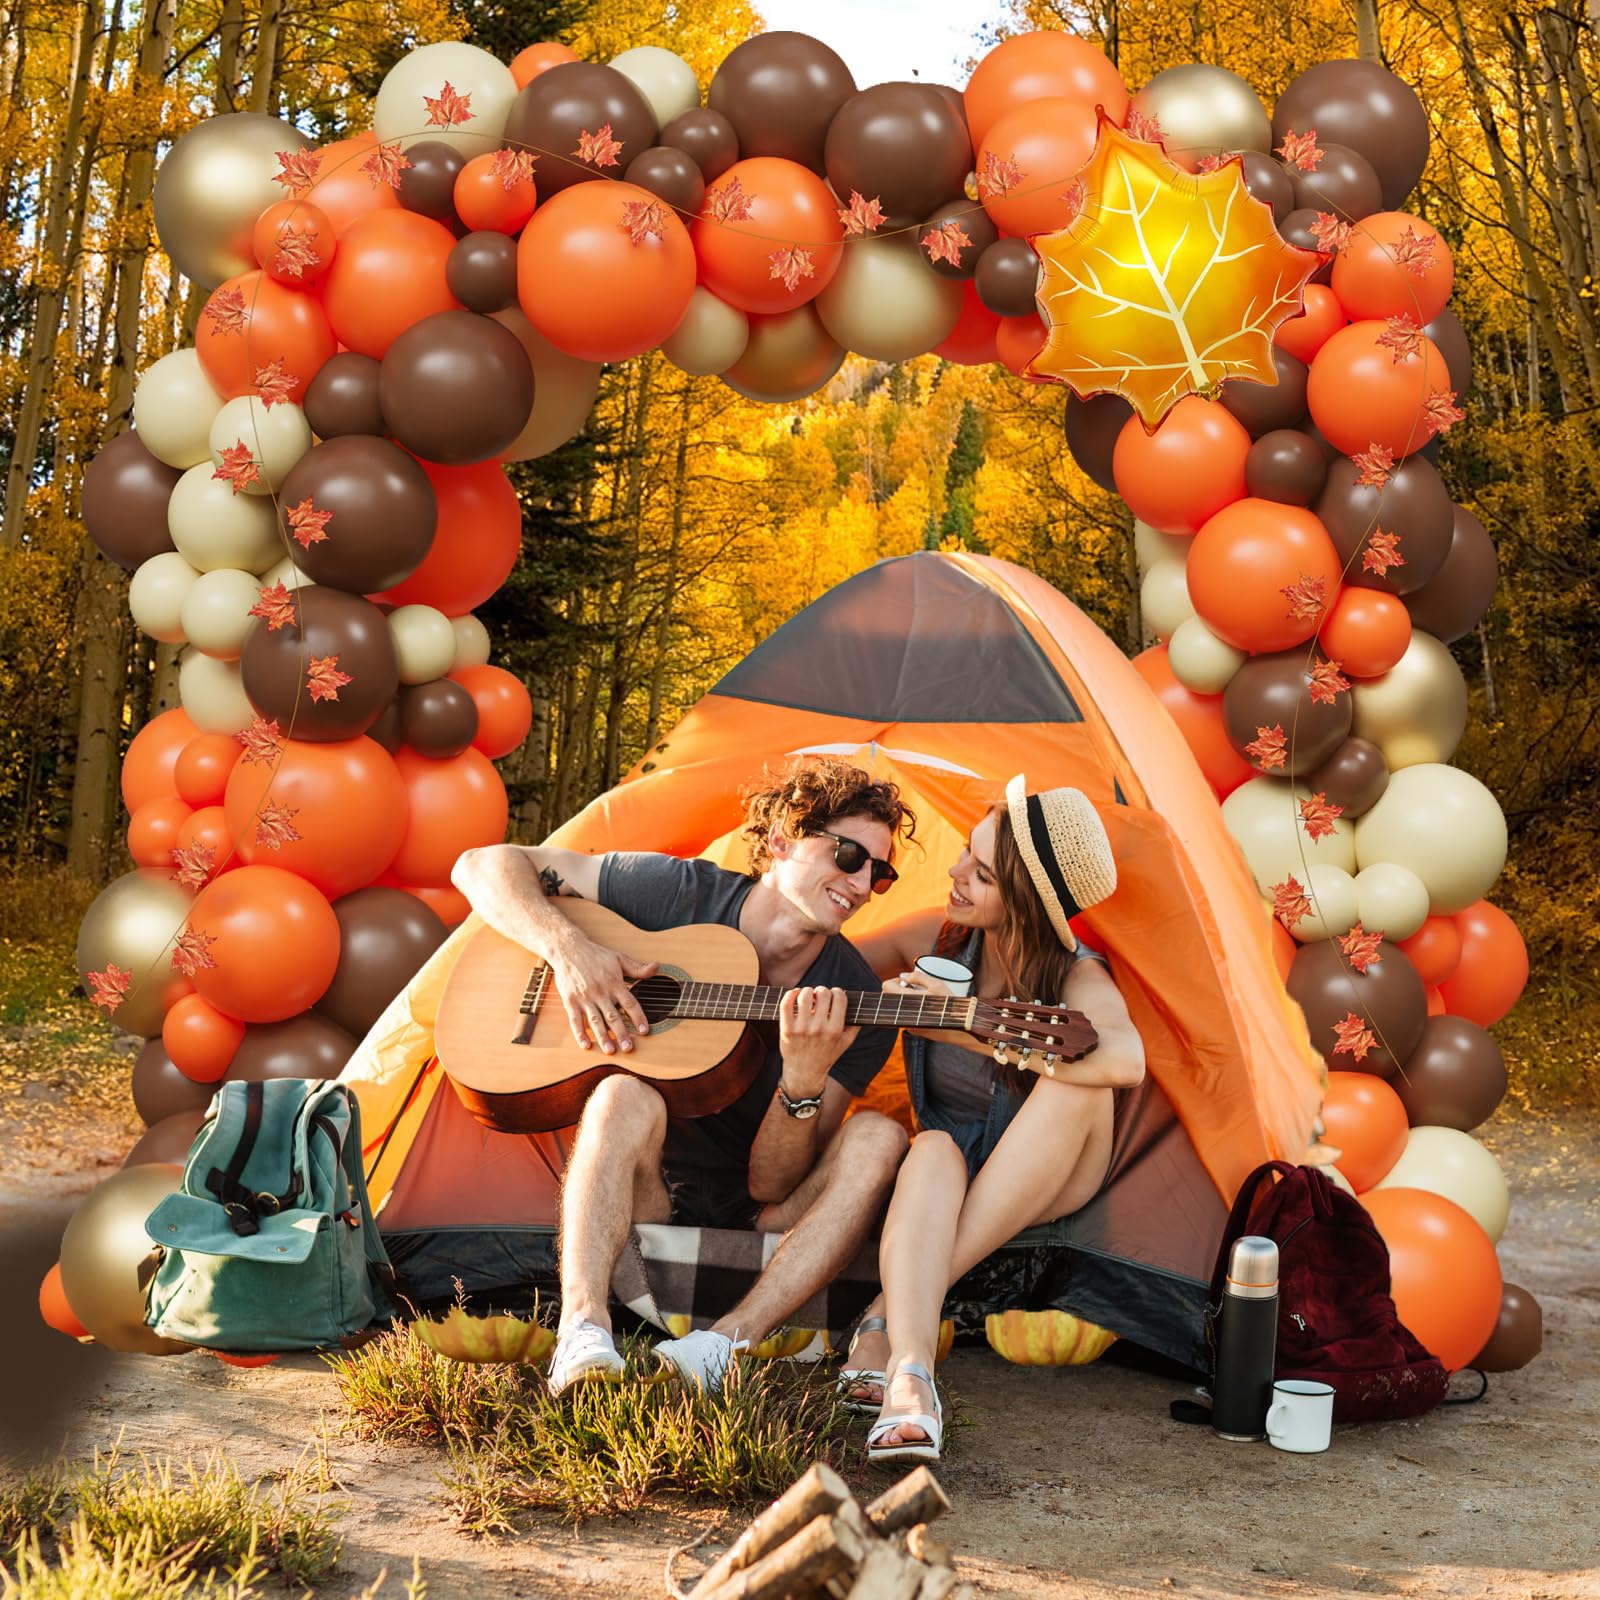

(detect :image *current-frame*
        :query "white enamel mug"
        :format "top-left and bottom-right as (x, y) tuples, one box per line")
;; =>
(914, 955), (974, 996)
(1266, 1379), (1335, 1453)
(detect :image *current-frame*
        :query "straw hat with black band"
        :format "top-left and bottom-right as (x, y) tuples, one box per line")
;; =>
(1003, 774), (1118, 953)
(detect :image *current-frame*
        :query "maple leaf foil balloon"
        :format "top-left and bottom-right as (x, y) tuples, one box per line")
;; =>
(1031, 116), (1322, 429)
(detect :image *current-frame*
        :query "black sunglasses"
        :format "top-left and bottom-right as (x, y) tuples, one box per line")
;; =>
(809, 830), (899, 894)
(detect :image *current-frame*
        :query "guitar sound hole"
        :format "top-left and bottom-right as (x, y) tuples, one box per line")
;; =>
(629, 971), (686, 1028)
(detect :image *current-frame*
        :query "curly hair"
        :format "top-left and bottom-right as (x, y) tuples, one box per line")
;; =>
(739, 757), (917, 877)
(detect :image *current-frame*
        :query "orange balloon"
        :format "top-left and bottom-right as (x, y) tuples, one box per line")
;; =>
(122, 708), (200, 814)
(215, 1350), (281, 1367)
(964, 32), (1129, 151)
(175, 733), (243, 809)
(1113, 396), (1250, 535)
(1397, 915), (1462, 987)
(1322, 1071), (1409, 1192)
(1306, 321), (1451, 458)
(223, 736), (406, 898)
(1424, 984), (1446, 1016)
(188, 865), (341, 1023)
(390, 747), (509, 886)
(1360, 1187), (1501, 1371)
(129, 796), (193, 869)
(377, 461), (521, 617)
(163, 991), (246, 1082)
(399, 881), (472, 926)
(195, 271), (336, 403)
(455, 152), (538, 234)
(693, 159), (844, 316)
(977, 98), (1099, 238)
(996, 313), (1047, 378)
(40, 1261), (89, 1339)
(1269, 917), (1297, 982)
(1438, 900), (1527, 1027)
(510, 40), (579, 90)
(1186, 499), (1342, 652)
(252, 198), (335, 285)
(1332, 212), (1454, 326)
(1131, 645), (1253, 796)
(1318, 585), (1412, 678)
(175, 805), (242, 879)
(321, 208), (459, 359)
(1274, 283), (1346, 365)
(303, 132), (399, 237)
(934, 281), (1001, 366)
(452, 664), (533, 759)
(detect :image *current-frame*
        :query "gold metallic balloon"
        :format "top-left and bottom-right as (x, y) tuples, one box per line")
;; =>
(814, 235), (963, 363)
(1354, 763), (1507, 915)
(1220, 776), (1356, 895)
(489, 309), (603, 462)
(1350, 631), (1468, 769)
(152, 113), (312, 290)
(721, 306), (845, 403)
(662, 286), (750, 376)
(1128, 65), (1272, 172)
(76, 870), (195, 1038)
(59, 1164), (193, 1355)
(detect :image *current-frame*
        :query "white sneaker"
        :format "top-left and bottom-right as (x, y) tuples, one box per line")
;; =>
(548, 1318), (625, 1395)
(653, 1328), (748, 1394)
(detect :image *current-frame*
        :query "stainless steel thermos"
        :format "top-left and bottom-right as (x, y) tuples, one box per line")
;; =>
(1211, 1235), (1280, 1440)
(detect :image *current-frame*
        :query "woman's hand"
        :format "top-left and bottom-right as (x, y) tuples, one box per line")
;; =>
(880, 970), (948, 997)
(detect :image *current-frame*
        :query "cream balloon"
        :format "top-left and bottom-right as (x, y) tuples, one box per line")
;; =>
(1375, 1126), (1510, 1243)
(1140, 558), (1194, 643)
(1290, 863), (1359, 942)
(488, 308), (603, 461)
(168, 464), (281, 573)
(258, 552), (315, 590)
(75, 869), (195, 1038)
(814, 234), (964, 362)
(390, 604), (457, 684)
(179, 649), (255, 734)
(1350, 631), (1469, 769)
(130, 551), (201, 644)
(662, 286), (750, 377)
(133, 349), (225, 470)
(180, 567), (263, 660)
(1353, 861), (1431, 941)
(1128, 64), (1272, 172)
(1220, 776), (1356, 895)
(1354, 764), (1507, 915)
(1134, 519), (1191, 574)
(1168, 614), (1245, 693)
(207, 396), (312, 496)
(451, 613), (491, 671)
(609, 46), (700, 129)
(373, 41), (519, 156)
(722, 305), (845, 403)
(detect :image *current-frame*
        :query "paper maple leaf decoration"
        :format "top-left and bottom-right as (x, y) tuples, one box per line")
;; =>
(838, 191), (886, 236)
(204, 287), (248, 337)
(1351, 442), (1395, 489)
(86, 963), (131, 1015)
(307, 655), (351, 702)
(1362, 527), (1405, 577)
(271, 225), (321, 280)
(1310, 212), (1352, 254)
(363, 142), (411, 190)
(1392, 225), (1437, 274)
(254, 358), (297, 408)
(170, 840), (217, 890)
(1338, 922), (1385, 974)
(976, 150), (1024, 200)
(273, 148), (323, 197)
(1032, 117), (1321, 427)
(491, 148), (537, 190)
(1276, 128), (1324, 171)
(237, 716), (283, 766)
(575, 123), (623, 168)
(1423, 389), (1465, 436)
(1245, 723), (1288, 772)
(921, 219), (973, 268)
(1281, 573), (1328, 624)
(768, 246), (815, 294)
(1123, 108), (1164, 144)
(213, 441), (261, 493)
(1308, 658), (1351, 704)
(424, 80), (473, 127)
(286, 497), (332, 549)
(171, 928), (218, 977)
(1270, 875), (1313, 929)
(705, 176), (754, 224)
(1377, 314), (1423, 362)
(620, 198), (670, 245)
(1195, 153), (1229, 175)
(1299, 790), (1344, 841)
(1330, 1011), (1378, 1061)
(254, 799), (302, 850)
(1058, 178), (1087, 223)
(249, 582), (298, 631)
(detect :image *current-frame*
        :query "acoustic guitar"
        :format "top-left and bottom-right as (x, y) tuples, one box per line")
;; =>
(435, 902), (1100, 1134)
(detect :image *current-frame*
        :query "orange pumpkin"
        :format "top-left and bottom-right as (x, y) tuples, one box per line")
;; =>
(414, 1306), (557, 1366)
(985, 1309), (1117, 1366)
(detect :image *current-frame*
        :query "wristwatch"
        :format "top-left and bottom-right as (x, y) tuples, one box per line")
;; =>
(777, 1081), (824, 1120)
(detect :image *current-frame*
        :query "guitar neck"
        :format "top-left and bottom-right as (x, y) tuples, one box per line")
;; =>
(668, 983), (974, 1033)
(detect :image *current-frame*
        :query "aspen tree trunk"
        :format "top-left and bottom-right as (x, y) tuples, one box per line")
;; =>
(1355, 0), (1381, 62)
(1536, 5), (1600, 274)
(249, 0), (282, 114)
(218, 0), (243, 109)
(601, 356), (654, 788)
(643, 383), (692, 750)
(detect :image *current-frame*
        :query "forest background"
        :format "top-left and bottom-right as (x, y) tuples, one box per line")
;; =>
(0, 0), (1595, 1108)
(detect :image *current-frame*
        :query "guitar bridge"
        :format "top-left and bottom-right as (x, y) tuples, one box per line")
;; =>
(513, 965), (551, 1047)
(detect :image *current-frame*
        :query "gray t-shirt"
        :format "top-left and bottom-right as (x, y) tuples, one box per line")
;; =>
(596, 851), (894, 1176)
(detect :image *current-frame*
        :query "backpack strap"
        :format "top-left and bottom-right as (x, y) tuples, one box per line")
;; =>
(205, 1081), (269, 1237)
(338, 1090), (401, 1307)
(1207, 1159), (1298, 1311)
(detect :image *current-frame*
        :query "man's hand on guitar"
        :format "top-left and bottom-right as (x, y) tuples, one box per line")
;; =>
(549, 933), (660, 1055)
(777, 985), (858, 1096)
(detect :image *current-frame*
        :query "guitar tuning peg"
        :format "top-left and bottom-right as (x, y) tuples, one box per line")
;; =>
(1025, 1010), (1036, 1022)
(1019, 1046), (1033, 1068)
(1042, 1050), (1058, 1079)
(992, 1042), (1010, 1066)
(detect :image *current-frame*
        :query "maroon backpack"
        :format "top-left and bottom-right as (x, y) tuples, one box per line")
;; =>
(1208, 1160), (1449, 1423)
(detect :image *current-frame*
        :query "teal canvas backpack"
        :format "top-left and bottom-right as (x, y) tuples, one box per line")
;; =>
(143, 1078), (399, 1353)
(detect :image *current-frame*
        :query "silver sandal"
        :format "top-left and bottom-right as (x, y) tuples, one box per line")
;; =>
(835, 1315), (887, 1414)
(866, 1358), (943, 1464)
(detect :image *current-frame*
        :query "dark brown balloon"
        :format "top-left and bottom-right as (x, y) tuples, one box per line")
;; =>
(123, 1109), (207, 1168)
(366, 696), (403, 754)
(131, 1037), (217, 1126)
(1065, 392), (1133, 494)
(398, 140), (466, 222)
(1471, 1283), (1542, 1373)
(1422, 308), (1472, 397)
(1301, 417), (1344, 463)
(919, 200), (995, 279)
(1272, 60), (1431, 211)
(447, 231), (519, 314)
(1392, 1015), (1507, 1131)
(660, 107), (739, 183)
(241, 585), (399, 742)
(398, 676), (479, 758)
(230, 1014), (358, 1081)
(1239, 151), (1295, 224)
(82, 431), (181, 570)
(1287, 937), (1426, 1077)
(926, 83), (969, 135)
(1246, 428), (1328, 507)
(1402, 505), (1498, 644)
(1222, 649), (1352, 774)
(824, 82), (972, 223)
(379, 310), (534, 466)
(1302, 736), (1389, 819)
(302, 353), (387, 441)
(1290, 142), (1383, 221)
(706, 31), (856, 175)
(1220, 347), (1308, 436)
(503, 63), (658, 197)
(276, 435), (437, 593)
(623, 145), (705, 217)
(1315, 453), (1453, 597)
(974, 238), (1040, 318)
(319, 886), (448, 1038)
(1278, 207), (1333, 283)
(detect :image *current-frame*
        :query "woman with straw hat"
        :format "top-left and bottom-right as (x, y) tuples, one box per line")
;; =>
(845, 776), (1147, 1464)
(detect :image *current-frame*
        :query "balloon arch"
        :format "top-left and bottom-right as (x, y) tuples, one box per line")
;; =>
(53, 29), (1537, 1375)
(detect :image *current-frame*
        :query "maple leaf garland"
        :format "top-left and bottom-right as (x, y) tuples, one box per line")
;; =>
(249, 582), (298, 631)
(423, 80), (473, 127)
(213, 441), (261, 493)
(1308, 658), (1351, 704)
(705, 176), (755, 223)
(620, 198), (670, 246)
(575, 123), (623, 168)
(1331, 1011), (1379, 1061)
(1362, 528), (1406, 577)
(204, 287), (248, 337)
(1299, 790), (1345, 841)
(1276, 128), (1324, 171)
(1338, 921), (1385, 974)
(255, 799), (303, 850)
(768, 246), (815, 294)
(170, 841), (218, 890)
(1280, 572), (1328, 624)
(838, 191), (886, 236)
(273, 148), (323, 197)
(1392, 225), (1438, 275)
(1270, 875), (1313, 930)
(307, 655), (351, 702)
(253, 358), (297, 408)
(921, 219), (973, 268)
(1351, 442), (1395, 490)
(1423, 389), (1466, 436)
(1124, 108), (1163, 144)
(286, 497), (333, 549)
(1058, 177), (1087, 222)
(1195, 153), (1229, 174)
(491, 148), (537, 190)
(171, 928), (218, 977)
(1245, 723), (1289, 772)
(271, 225), (322, 279)
(977, 151), (1025, 200)
(1376, 314), (1424, 362)
(363, 142), (412, 190)
(86, 963), (131, 1015)
(1310, 212), (1353, 254)
(237, 717), (283, 766)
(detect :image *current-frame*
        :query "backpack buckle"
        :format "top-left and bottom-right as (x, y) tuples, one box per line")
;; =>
(255, 1192), (282, 1216)
(222, 1200), (261, 1238)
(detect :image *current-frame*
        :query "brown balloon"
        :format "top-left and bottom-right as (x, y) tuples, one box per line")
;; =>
(1422, 308), (1473, 398)
(1402, 504), (1498, 644)
(1290, 142), (1383, 220)
(623, 145), (706, 217)
(1471, 1283), (1542, 1373)
(1065, 392), (1133, 494)
(123, 1109), (207, 1168)
(824, 82), (972, 223)
(366, 695), (403, 753)
(1302, 736), (1389, 819)
(132, 1036), (218, 1127)
(1277, 208), (1333, 283)
(319, 886), (448, 1038)
(1301, 418), (1343, 463)
(706, 31), (856, 175)
(919, 200), (995, 280)
(1222, 649), (1352, 774)
(398, 140), (466, 222)
(926, 83), (969, 134)
(974, 239), (1040, 318)
(1287, 937), (1426, 1077)
(230, 1014), (359, 1081)
(447, 231), (519, 314)
(1245, 428), (1328, 507)
(240, 585), (399, 741)
(82, 431), (181, 570)
(660, 107), (740, 183)
(503, 62), (658, 197)
(399, 676), (479, 758)
(379, 310), (534, 466)
(1392, 1015), (1507, 1131)
(302, 353), (387, 440)
(276, 435), (437, 593)
(1220, 347), (1309, 436)
(1315, 453), (1453, 597)
(1239, 151), (1295, 223)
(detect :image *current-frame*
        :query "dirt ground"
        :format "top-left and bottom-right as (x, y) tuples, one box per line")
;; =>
(2, 1089), (1597, 1600)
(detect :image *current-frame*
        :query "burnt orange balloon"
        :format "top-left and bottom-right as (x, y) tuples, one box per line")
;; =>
(129, 796), (193, 868)
(510, 40), (579, 90)
(303, 132), (399, 237)
(1438, 900), (1527, 1027)
(176, 806), (242, 878)
(934, 281), (1001, 366)
(1113, 396), (1249, 535)
(978, 98), (1099, 238)
(378, 461), (521, 617)
(1306, 321), (1451, 458)
(1322, 1071), (1408, 1192)
(195, 271), (336, 402)
(121, 708), (200, 815)
(1186, 499), (1342, 652)
(1360, 1187), (1501, 1371)
(1318, 585), (1412, 678)
(214, 1350), (281, 1367)
(1397, 915), (1462, 987)
(1274, 283), (1346, 365)
(452, 664), (533, 759)
(175, 733), (242, 809)
(187, 865), (341, 1023)
(40, 1262), (89, 1339)
(455, 152), (537, 234)
(964, 32), (1129, 150)
(399, 881), (472, 926)
(390, 747), (509, 887)
(162, 992), (246, 1083)
(321, 208), (459, 359)
(693, 159), (844, 316)
(223, 736), (406, 898)
(1132, 645), (1253, 796)
(996, 313), (1047, 378)
(1332, 212), (1454, 326)
(252, 198), (335, 285)
(1424, 984), (1445, 1016)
